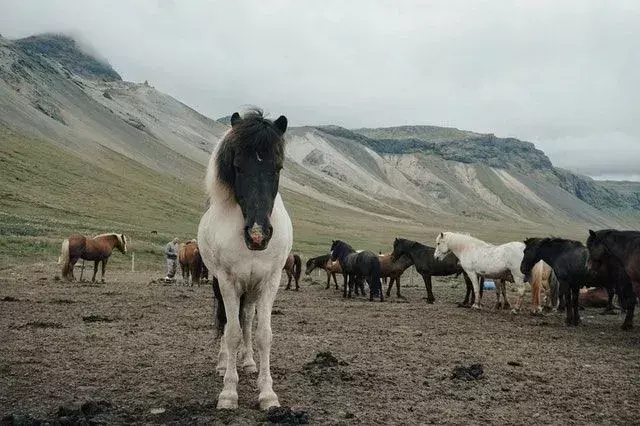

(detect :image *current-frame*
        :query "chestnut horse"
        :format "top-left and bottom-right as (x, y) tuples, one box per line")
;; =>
(378, 253), (414, 299)
(282, 253), (302, 290)
(178, 240), (208, 285)
(59, 233), (127, 282)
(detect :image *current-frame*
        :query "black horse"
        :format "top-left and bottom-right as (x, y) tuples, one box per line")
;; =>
(390, 238), (476, 305)
(330, 240), (383, 301)
(520, 237), (601, 326)
(587, 229), (640, 330)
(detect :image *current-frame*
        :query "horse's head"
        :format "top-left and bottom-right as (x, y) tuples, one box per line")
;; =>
(305, 257), (317, 275)
(433, 232), (449, 260)
(117, 234), (128, 254)
(330, 240), (351, 262)
(217, 110), (287, 250)
(520, 237), (543, 276)
(586, 229), (608, 271)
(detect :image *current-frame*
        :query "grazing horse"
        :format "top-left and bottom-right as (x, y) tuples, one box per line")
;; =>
(434, 232), (526, 310)
(305, 254), (342, 289)
(391, 238), (477, 305)
(59, 233), (127, 282)
(197, 109), (292, 410)
(520, 237), (596, 326)
(178, 240), (208, 285)
(587, 229), (640, 330)
(330, 240), (383, 301)
(282, 253), (302, 291)
(378, 253), (414, 299)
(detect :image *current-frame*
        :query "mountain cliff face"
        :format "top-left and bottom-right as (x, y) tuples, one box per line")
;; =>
(0, 33), (638, 252)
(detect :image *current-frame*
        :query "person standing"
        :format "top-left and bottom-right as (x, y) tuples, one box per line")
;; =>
(164, 237), (180, 282)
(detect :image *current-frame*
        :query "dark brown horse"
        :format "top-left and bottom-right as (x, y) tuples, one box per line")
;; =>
(178, 240), (208, 285)
(59, 233), (127, 282)
(283, 253), (302, 290)
(378, 253), (414, 299)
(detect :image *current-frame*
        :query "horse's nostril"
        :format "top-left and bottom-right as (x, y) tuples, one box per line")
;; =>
(268, 225), (273, 237)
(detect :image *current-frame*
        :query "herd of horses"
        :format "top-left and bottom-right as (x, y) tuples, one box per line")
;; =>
(54, 109), (640, 411)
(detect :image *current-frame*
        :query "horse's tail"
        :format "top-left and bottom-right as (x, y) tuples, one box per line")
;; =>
(211, 276), (244, 339)
(293, 254), (302, 283)
(59, 239), (70, 278)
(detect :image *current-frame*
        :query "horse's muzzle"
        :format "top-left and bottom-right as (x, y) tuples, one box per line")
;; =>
(244, 223), (273, 251)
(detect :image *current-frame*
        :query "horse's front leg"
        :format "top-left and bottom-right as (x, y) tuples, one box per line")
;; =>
(396, 276), (403, 299)
(92, 261), (99, 282)
(255, 275), (281, 410)
(571, 286), (581, 326)
(469, 272), (482, 309)
(602, 286), (617, 314)
(217, 283), (242, 410)
(285, 271), (292, 290)
(101, 259), (107, 283)
(385, 276), (393, 298)
(333, 273), (339, 289)
(240, 301), (257, 373)
(422, 273), (435, 304)
(325, 271), (331, 290)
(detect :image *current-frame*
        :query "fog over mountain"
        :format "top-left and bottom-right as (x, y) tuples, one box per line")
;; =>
(1, 0), (638, 180)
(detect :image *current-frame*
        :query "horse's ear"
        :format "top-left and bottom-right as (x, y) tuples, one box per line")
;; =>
(274, 115), (288, 134)
(439, 232), (444, 238)
(588, 229), (596, 238)
(230, 112), (242, 127)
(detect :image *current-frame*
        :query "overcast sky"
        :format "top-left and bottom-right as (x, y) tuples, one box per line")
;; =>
(1, 0), (638, 180)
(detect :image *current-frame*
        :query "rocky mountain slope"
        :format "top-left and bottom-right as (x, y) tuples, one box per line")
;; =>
(0, 33), (638, 258)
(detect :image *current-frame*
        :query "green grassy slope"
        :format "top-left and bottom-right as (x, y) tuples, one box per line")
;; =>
(0, 127), (205, 270)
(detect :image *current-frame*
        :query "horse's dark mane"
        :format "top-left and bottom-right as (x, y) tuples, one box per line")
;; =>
(524, 237), (582, 249)
(216, 109), (286, 190)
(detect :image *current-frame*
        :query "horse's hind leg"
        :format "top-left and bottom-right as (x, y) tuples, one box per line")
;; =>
(385, 277), (393, 298)
(240, 301), (257, 373)
(217, 283), (242, 410)
(601, 286), (617, 315)
(285, 271), (292, 290)
(396, 277), (403, 299)
(255, 275), (281, 410)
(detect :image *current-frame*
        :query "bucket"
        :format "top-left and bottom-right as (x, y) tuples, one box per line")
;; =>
(483, 280), (496, 290)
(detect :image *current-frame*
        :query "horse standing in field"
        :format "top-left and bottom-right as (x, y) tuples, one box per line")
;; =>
(305, 254), (342, 289)
(378, 253), (414, 299)
(178, 240), (208, 285)
(587, 229), (640, 330)
(197, 110), (291, 410)
(58, 233), (127, 282)
(282, 253), (302, 290)
(391, 237), (478, 305)
(434, 232), (526, 311)
(330, 240), (383, 301)
(520, 237), (596, 326)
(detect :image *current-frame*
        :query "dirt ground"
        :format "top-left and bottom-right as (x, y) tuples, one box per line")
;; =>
(1, 264), (639, 425)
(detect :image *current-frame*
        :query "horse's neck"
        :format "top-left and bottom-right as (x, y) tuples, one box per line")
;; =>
(447, 234), (490, 252)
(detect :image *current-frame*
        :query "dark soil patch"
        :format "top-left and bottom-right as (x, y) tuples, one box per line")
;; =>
(264, 406), (309, 424)
(303, 351), (348, 369)
(272, 309), (284, 315)
(1, 296), (19, 302)
(82, 315), (116, 323)
(50, 298), (76, 304)
(451, 364), (484, 381)
(20, 321), (65, 329)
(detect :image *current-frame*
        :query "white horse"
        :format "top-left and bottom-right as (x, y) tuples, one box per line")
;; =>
(197, 109), (292, 410)
(433, 232), (526, 310)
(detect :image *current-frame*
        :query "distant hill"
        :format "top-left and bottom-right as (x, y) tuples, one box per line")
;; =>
(0, 32), (638, 266)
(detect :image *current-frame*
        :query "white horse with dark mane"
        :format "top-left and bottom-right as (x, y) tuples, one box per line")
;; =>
(433, 232), (526, 310)
(197, 109), (292, 410)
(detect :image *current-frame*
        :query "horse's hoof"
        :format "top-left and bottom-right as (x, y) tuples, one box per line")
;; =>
(503, 304), (511, 311)
(471, 304), (482, 310)
(243, 364), (258, 374)
(217, 391), (238, 410)
(510, 308), (519, 315)
(216, 367), (226, 377)
(426, 299), (435, 305)
(621, 322), (633, 331)
(258, 392), (280, 410)
(530, 311), (543, 317)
